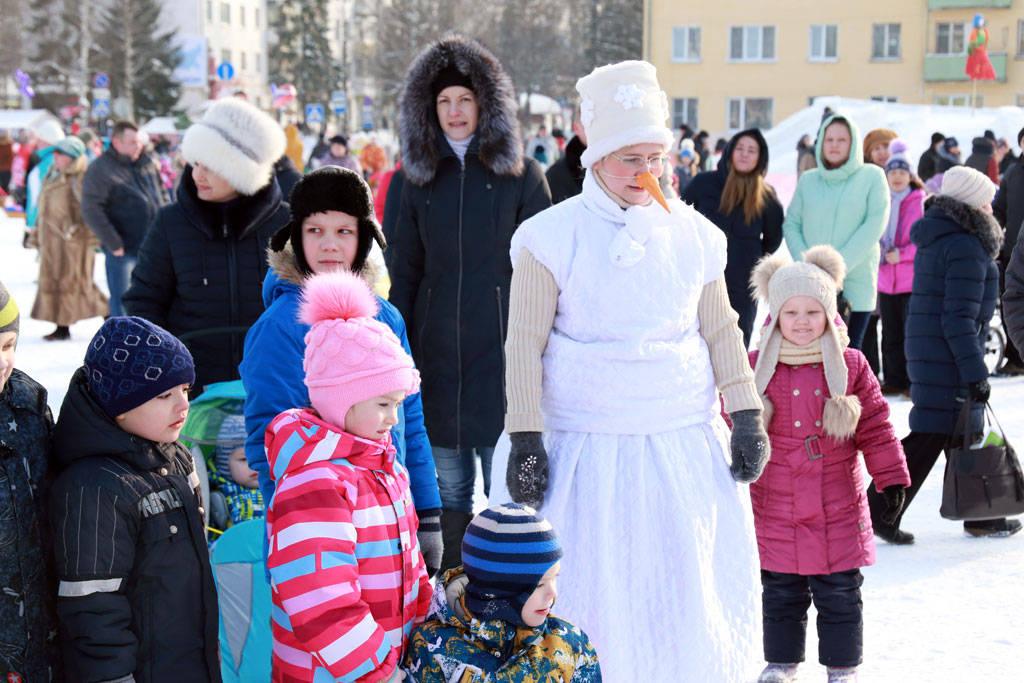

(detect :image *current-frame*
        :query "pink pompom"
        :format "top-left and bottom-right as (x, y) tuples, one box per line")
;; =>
(888, 138), (909, 155)
(299, 270), (379, 326)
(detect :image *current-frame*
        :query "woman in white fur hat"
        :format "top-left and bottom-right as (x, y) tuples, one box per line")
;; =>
(123, 97), (291, 393)
(488, 60), (770, 680)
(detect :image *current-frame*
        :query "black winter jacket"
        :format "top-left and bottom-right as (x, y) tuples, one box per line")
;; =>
(681, 128), (784, 344)
(918, 147), (940, 183)
(994, 154), (1024, 258)
(905, 195), (1001, 435)
(123, 168), (290, 392)
(50, 368), (220, 683)
(81, 147), (169, 255)
(544, 135), (586, 204)
(0, 369), (62, 682)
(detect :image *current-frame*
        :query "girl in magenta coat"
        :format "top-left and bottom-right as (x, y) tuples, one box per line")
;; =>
(746, 245), (910, 683)
(877, 139), (927, 394)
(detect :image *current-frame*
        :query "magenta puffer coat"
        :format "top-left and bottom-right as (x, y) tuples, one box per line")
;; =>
(748, 348), (910, 576)
(877, 188), (925, 295)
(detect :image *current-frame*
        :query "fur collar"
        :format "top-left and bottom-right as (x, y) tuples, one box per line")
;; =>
(267, 241), (380, 290)
(924, 194), (1003, 257)
(398, 33), (524, 186)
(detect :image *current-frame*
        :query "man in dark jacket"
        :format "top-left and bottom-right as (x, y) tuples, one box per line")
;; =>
(917, 132), (944, 182)
(544, 120), (587, 204)
(51, 317), (221, 682)
(124, 98), (289, 393)
(994, 126), (1024, 374)
(964, 136), (999, 184)
(997, 137), (1017, 175)
(81, 121), (170, 316)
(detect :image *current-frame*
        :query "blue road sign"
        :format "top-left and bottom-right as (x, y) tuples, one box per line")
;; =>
(92, 98), (110, 117)
(216, 62), (235, 80)
(93, 72), (110, 88)
(331, 91), (347, 114)
(305, 104), (325, 125)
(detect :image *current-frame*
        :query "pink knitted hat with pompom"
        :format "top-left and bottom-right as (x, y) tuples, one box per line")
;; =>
(299, 270), (420, 430)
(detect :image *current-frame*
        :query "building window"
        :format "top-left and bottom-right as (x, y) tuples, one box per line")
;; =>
(933, 94), (983, 107)
(935, 22), (969, 55)
(672, 26), (701, 62)
(1017, 20), (1023, 56)
(1017, 94), (1024, 107)
(221, 3), (230, 23)
(871, 23), (900, 60)
(255, 8), (260, 27)
(728, 26), (776, 62)
(255, 52), (261, 72)
(672, 97), (698, 128)
(727, 97), (773, 130)
(207, 1), (213, 21)
(870, 95), (898, 103)
(240, 51), (247, 69)
(809, 24), (838, 61)
(221, 48), (231, 66)
(240, 6), (246, 27)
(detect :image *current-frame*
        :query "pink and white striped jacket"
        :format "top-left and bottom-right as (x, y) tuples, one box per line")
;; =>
(266, 408), (431, 683)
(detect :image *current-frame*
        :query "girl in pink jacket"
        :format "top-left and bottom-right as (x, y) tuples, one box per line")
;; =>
(266, 269), (430, 683)
(877, 138), (926, 396)
(747, 246), (911, 683)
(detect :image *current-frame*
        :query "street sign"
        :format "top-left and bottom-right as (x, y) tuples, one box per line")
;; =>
(361, 96), (373, 130)
(330, 91), (347, 114)
(305, 104), (325, 125)
(92, 88), (111, 100)
(92, 98), (110, 117)
(216, 62), (235, 81)
(93, 72), (110, 88)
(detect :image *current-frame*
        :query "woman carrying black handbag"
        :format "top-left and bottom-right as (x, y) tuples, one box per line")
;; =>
(867, 166), (1023, 542)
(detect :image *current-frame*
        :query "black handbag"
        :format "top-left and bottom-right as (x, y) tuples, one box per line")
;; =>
(939, 400), (1024, 521)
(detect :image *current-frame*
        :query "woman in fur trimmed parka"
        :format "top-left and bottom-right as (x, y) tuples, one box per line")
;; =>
(385, 34), (551, 570)
(746, 246), (909, 683)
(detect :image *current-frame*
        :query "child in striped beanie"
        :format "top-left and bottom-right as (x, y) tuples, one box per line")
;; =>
(404, 503), (602, 682)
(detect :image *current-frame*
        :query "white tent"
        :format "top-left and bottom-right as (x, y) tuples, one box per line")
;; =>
(0, 109), (62, 133)
(518, 93), (562, 115)
(140, 116), (184, 136)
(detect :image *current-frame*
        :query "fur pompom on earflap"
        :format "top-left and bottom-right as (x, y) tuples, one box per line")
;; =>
(750, 253), (789, 303)
(299, 270), (380, 326)
(823, 394), (861, 440)
(802, 245), (846, 289)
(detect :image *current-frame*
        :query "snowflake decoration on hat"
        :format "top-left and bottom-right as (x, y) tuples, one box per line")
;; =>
(660, 91), (670, 120)
(580, 96), (595, 127)
(614, 83), (645, 110)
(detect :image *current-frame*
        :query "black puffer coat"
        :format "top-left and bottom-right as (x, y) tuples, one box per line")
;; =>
(0, 369), (62, 682)
(905, 195), (1001, 435)
(681, 128), (784, 345)
(994, 153), (1024, 258)
(544, 135), (586, 204)
(50, 368), (220, 683)
(123, 168), (290, 392)
(387, 34), (551, 449)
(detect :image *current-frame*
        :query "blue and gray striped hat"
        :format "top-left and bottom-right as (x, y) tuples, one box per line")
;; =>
(462, 503), (563, 627)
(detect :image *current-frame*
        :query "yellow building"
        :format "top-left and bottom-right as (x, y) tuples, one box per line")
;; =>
(644, 0), (1024, 136)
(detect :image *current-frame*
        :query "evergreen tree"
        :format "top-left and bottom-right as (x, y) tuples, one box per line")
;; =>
(269, 0), (340, 124)
(95, 0), (181, 120)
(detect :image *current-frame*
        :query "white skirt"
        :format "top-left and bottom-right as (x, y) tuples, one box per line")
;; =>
(489, 418), (762, 682)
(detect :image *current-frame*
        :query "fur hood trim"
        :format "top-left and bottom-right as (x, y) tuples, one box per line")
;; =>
(398, 33), (524, 186)
(267, 241), (380, 291)
(924, 194), (1003, 257)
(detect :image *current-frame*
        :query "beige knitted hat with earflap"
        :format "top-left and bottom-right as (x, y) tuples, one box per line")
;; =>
(749, 245), (861, 439)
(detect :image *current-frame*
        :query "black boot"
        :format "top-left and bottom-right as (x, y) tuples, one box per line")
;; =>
(43, 325), (70, 341)
(439, 509), (474, 572)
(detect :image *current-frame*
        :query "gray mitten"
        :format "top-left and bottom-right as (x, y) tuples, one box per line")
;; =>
(729, 409), (770, 483)
(506, 431), (549, 508)
(416, 508), (442, 577)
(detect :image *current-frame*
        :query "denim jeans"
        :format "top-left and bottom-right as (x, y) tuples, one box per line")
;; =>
(432, 446), (494, 513)
(104, 249), (138, 317)
(845, 311), (871, 351)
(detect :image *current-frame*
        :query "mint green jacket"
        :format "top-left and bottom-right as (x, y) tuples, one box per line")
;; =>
(783, 114), (891, 312)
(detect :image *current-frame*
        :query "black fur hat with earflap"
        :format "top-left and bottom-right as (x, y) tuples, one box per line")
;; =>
(269, 165), (386, 277)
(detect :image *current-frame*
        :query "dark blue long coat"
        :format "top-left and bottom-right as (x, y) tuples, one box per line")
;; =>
(905, 195), (1002, 434)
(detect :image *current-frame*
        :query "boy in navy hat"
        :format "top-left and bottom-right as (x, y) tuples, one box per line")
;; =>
(50, 316), (222, 683)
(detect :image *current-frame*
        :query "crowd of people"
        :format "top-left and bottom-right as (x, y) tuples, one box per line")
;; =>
(2, 31), (1024, 683)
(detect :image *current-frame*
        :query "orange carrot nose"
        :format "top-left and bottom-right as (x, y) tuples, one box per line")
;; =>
(636, 171), (670, 213)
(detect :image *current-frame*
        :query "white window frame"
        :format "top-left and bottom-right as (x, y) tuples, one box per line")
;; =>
(672, 97), (698, 128)
(220, 2), (230, 24)
(871, 23), (901, 60)
(220, 48), (231, 66)
(240, 5), (246, 27)
(728, 25), (777, 63)
(933, 94), (984, 107)
(809, 24), (839, 62)
(870, 95), (899, 103)
(206, 1), (213, 22)
(240, 51), (247, 70)
(726, 97), (774, 130)
(255, 8), (260, 28)
(671, 26), (701, 63)
(935, 22), (970, 55)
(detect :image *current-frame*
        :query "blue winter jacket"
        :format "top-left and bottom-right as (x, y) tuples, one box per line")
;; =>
(905, 195), (1002, 435)
(240, 249), (441, 516)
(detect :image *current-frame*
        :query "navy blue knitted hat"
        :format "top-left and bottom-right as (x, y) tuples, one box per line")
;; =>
(84, 316), (195, 418)
(462, 503), (563, 628)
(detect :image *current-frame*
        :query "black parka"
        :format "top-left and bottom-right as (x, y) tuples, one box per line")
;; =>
(123, 168), (290, 392)
(50, 368), (220, 683)
(544, 135), (586, 204)
(994, 154), (1024, 258)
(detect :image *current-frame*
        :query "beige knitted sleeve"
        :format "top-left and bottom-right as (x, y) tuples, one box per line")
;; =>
(504, 249), (558, 433)
(698, 275), (763, 413)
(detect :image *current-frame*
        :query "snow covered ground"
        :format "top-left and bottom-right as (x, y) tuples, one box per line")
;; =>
(3, 192), (1024, 679)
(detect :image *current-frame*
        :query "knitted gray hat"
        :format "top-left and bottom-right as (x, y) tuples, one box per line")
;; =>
(0, 281), (18, 335)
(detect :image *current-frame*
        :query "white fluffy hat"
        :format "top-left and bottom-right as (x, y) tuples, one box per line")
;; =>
(182, 98), (286, 195)
(941, 165), (995, 209)
(575, 60), (674, 169)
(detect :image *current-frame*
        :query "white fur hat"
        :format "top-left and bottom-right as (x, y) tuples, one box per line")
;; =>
(576, 61), (674, 169)
(181, 98), (286, 195)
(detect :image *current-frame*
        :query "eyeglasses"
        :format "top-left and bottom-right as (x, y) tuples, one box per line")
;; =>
(609, 152), (670, 173)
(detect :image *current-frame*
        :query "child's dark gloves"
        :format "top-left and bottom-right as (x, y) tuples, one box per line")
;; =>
(507, 431), (549, 509)
(416, 509), (442, 577)
(880, 485), (906, 526)
(969, 379), (990, 403)
(729, 409), (769, 483)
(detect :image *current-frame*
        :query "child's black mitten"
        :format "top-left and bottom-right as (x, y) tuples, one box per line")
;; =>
(506, 431), (549, 509)
(729, 409), (770, 483)
(880, 485), (906, 526)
